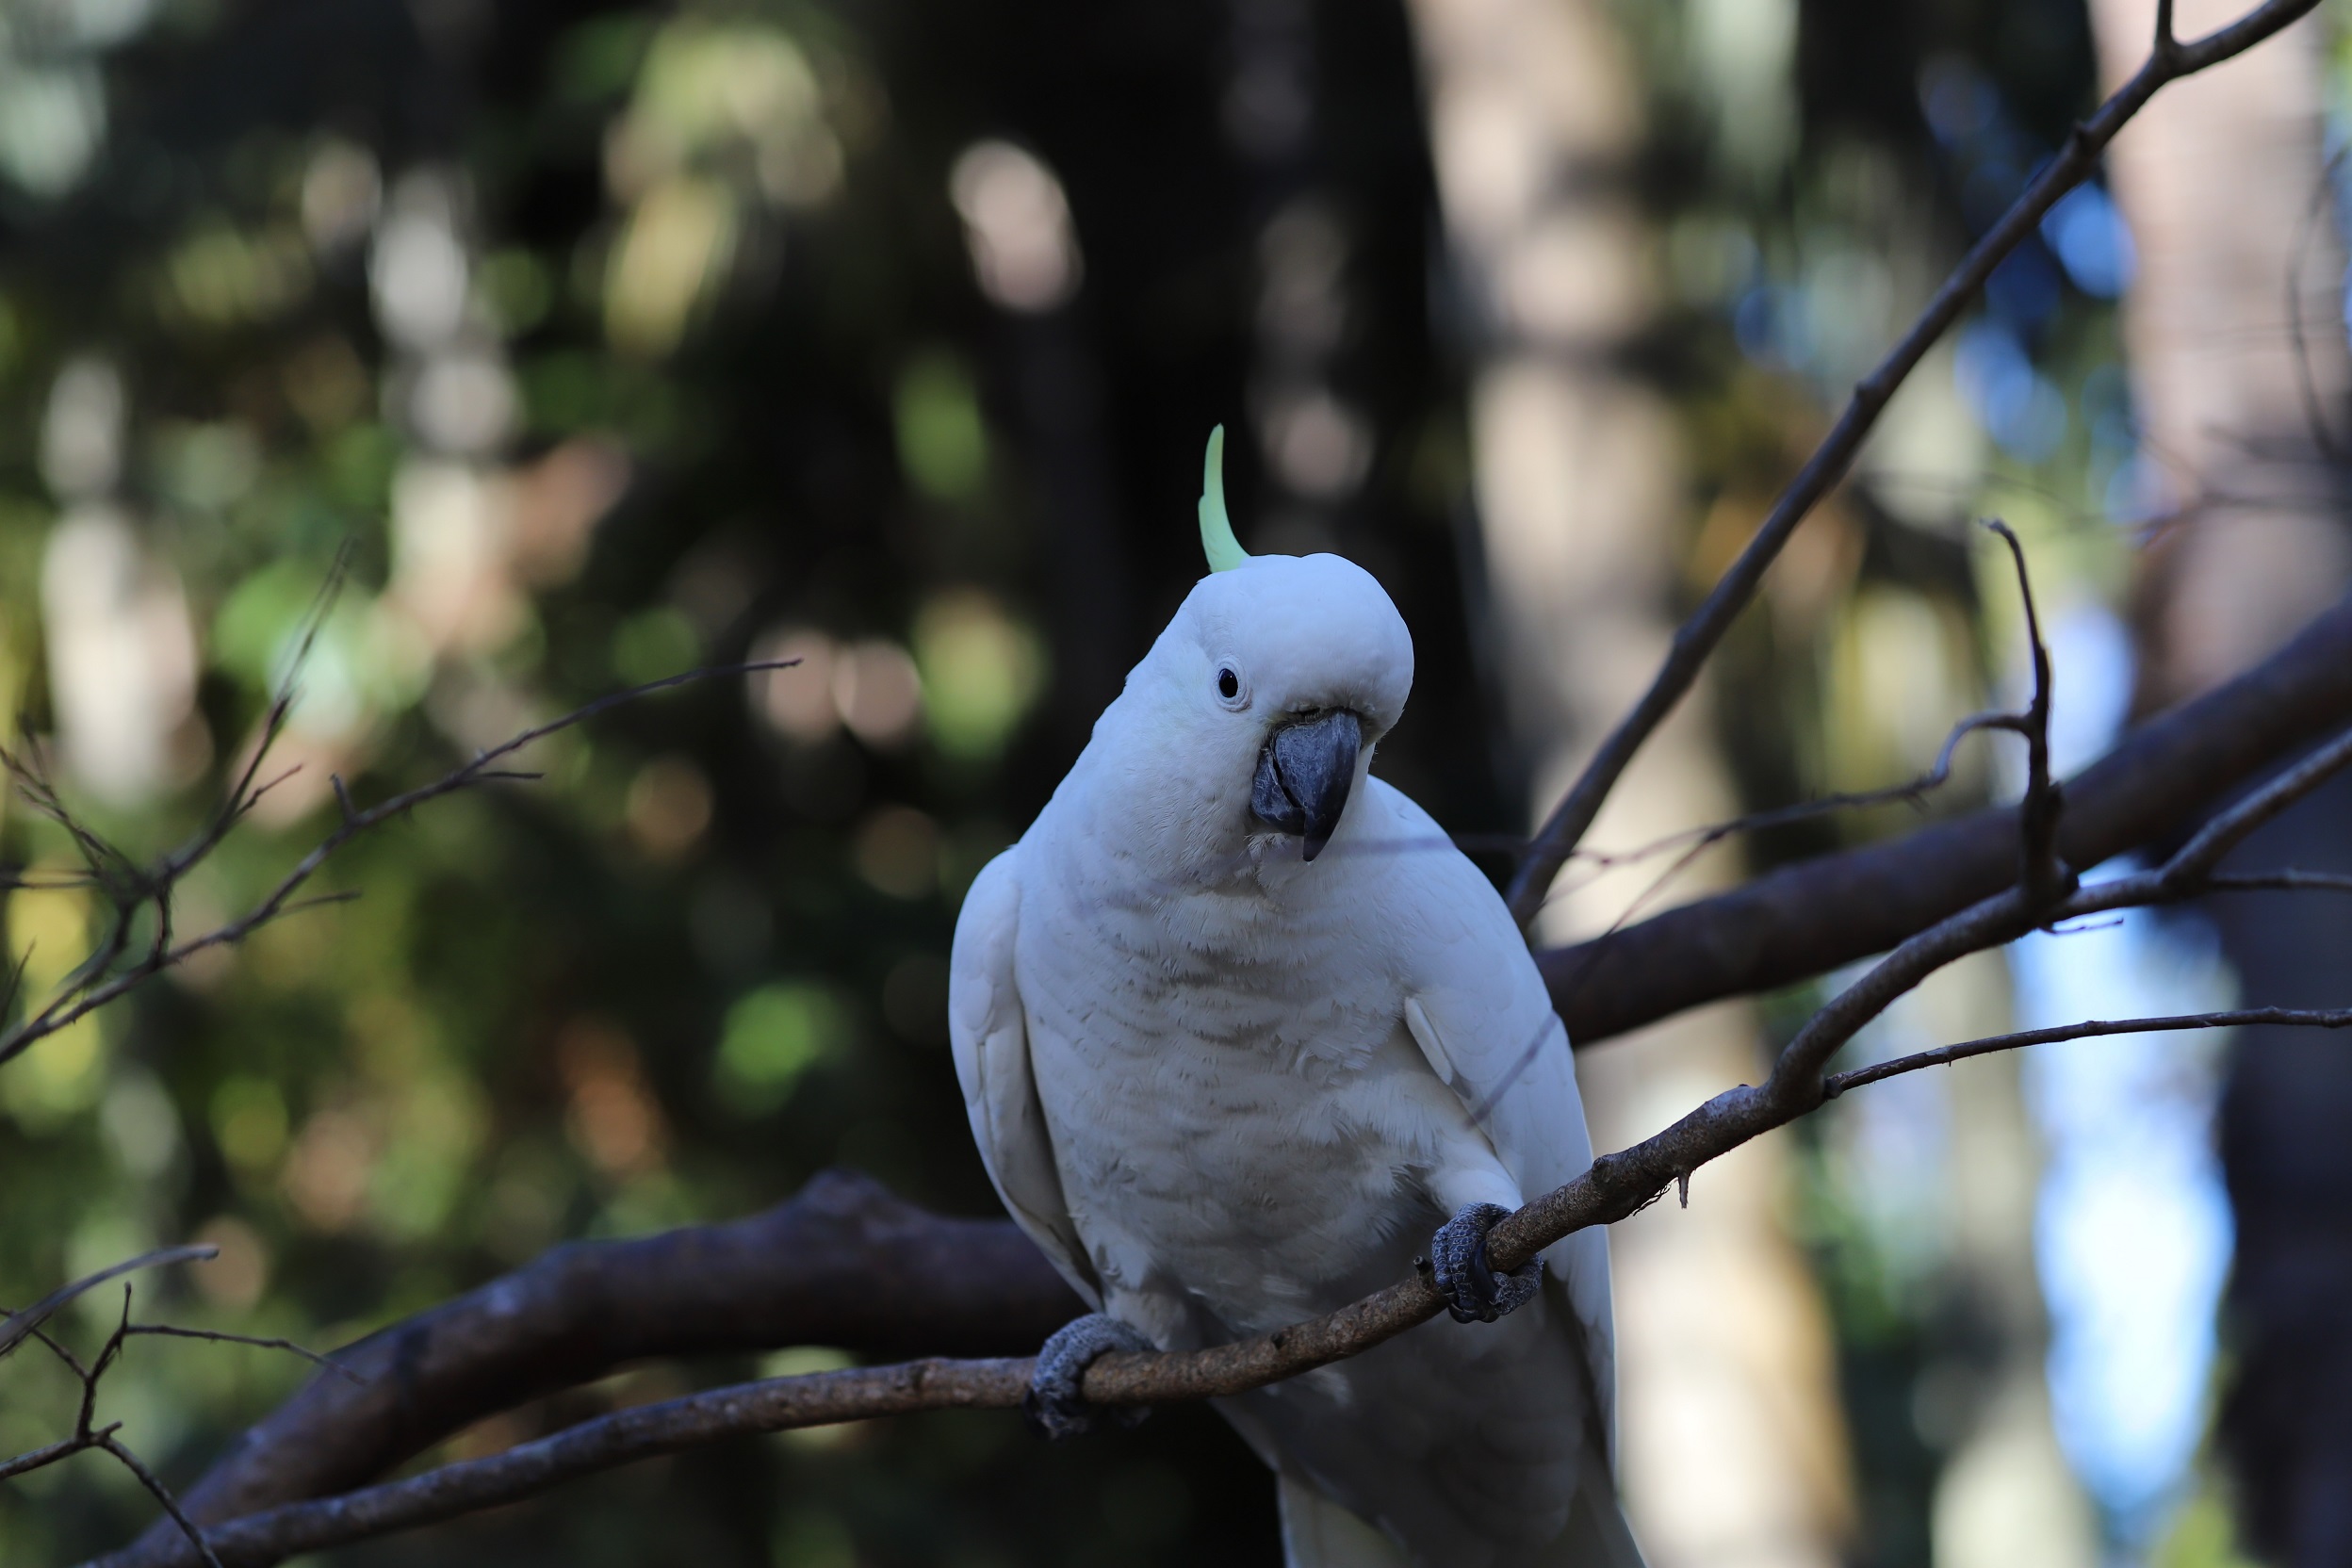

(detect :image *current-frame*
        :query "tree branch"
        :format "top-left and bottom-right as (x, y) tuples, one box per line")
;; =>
(1501, 0), (2326, 928)
(121, 1326), (366, 1385)
(2, 1280), (227, 1568)
(101, 1359), (1037, 1568)
(1825, 1005), (2352, 1097)
(94, 1170), (1079, 1568)
(2207, 870), (2352, 894)
(54, 7), (2348, 1541)
(0, 660), (795, 1073)
(0, 1248), (218, 1362)
(1983, 521), (2067, 906)
(1523, 704), (2023, 918)
(1543, 588), (2352, 1045)
(100, 707), (2352, 1568)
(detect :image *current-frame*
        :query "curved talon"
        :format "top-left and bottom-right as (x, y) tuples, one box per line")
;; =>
(1430, 1202), (1544, 1325)
(1023, 1313), (1156, 1441)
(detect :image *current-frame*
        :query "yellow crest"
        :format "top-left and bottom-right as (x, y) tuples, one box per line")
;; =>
(1197, 425), (1250, 573)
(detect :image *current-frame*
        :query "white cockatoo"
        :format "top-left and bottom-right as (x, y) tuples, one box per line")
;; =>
(949, 429), (1640, 1567)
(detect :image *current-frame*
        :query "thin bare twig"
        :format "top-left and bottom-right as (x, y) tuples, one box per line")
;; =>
(2, 1280), (228, 1568)
(86, 1292), (227, 1568)
(1478, 699), (2031, 1120)
(2160, 723), (2352, 890)
(2285, 145), (2347, 462)
(97, 1437), (224, 1568)
(1510, 545), (2060, 1111)
(1984, 520), (2070, 907)
(1502, 0), (2326, 928)
(2, 1281), (361, 1502)
(0, 1247), (217, 1362)
(1534, 705), (2022, 908)
(2206, 870), (2352, 894)
(1825, 1005), (2352, 1097)
(0, 1431), (102, 1484)
(123, 1326), (366, 1386)
(0, 659), (796, 1072)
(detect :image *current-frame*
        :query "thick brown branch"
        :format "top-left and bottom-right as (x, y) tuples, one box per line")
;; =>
(1544, 590), (2352, 1045)
(114, 754), (2352, 1568)
(108, 923), (2350, 1568)
(96, 1170), (1078, 1568)
(106, 1361), (1036, 1568)
(1501, 0), (2326, 927)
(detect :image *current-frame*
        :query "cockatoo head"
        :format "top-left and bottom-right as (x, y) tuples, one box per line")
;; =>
(1092, 429), (1413, 873)
(1170, 551), (1413, 862)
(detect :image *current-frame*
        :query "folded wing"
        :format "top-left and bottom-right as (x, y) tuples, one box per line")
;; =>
(948, 848), (1102, 1308)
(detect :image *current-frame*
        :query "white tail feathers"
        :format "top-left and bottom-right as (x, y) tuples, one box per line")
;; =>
(1275, 1451), (1647, 1568)
(1279, 1473), (1412, 1568)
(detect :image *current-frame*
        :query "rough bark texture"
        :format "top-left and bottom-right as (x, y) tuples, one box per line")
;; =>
(106, 1169), (1079, 1567)
(114, 1359), (1041, 1568)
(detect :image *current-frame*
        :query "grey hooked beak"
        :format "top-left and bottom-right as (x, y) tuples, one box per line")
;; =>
(1250, 709), (1364, 862)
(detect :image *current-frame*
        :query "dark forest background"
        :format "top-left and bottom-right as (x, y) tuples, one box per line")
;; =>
(0, 0), (2251, 1563)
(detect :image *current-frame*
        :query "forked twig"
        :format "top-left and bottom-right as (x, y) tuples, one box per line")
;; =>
(2, 1280), (230, 1568)
(0, 1247), (217, 1362)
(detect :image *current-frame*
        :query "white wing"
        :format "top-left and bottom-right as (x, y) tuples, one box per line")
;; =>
(948, 847), (1102, 1309)
(1369, 781), (1619, 1446)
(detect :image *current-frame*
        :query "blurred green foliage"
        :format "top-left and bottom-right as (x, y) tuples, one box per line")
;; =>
(0, 0), (2221, 1561)
(0, 0), (1532, 1547)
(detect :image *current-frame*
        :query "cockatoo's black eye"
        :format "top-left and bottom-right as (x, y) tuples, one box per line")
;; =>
(1217, 667), (1240, 700)
(1214, 662), (1250, 710)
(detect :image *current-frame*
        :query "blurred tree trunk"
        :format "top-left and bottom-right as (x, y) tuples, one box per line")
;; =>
(1401, 3), (1854, 1564)
(1926, 963), (2101, 1568)
(2083, 2), (2352, 1562)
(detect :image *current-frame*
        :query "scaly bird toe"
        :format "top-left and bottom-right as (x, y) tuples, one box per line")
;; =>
(1429, 1202), (1544, 1325)
(1023, 1313), (1156, 1441)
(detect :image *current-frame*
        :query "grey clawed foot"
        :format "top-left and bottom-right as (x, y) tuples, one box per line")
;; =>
(1429, 1202), (1544, 1325)
(1023, 1313), (1156, 1441)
